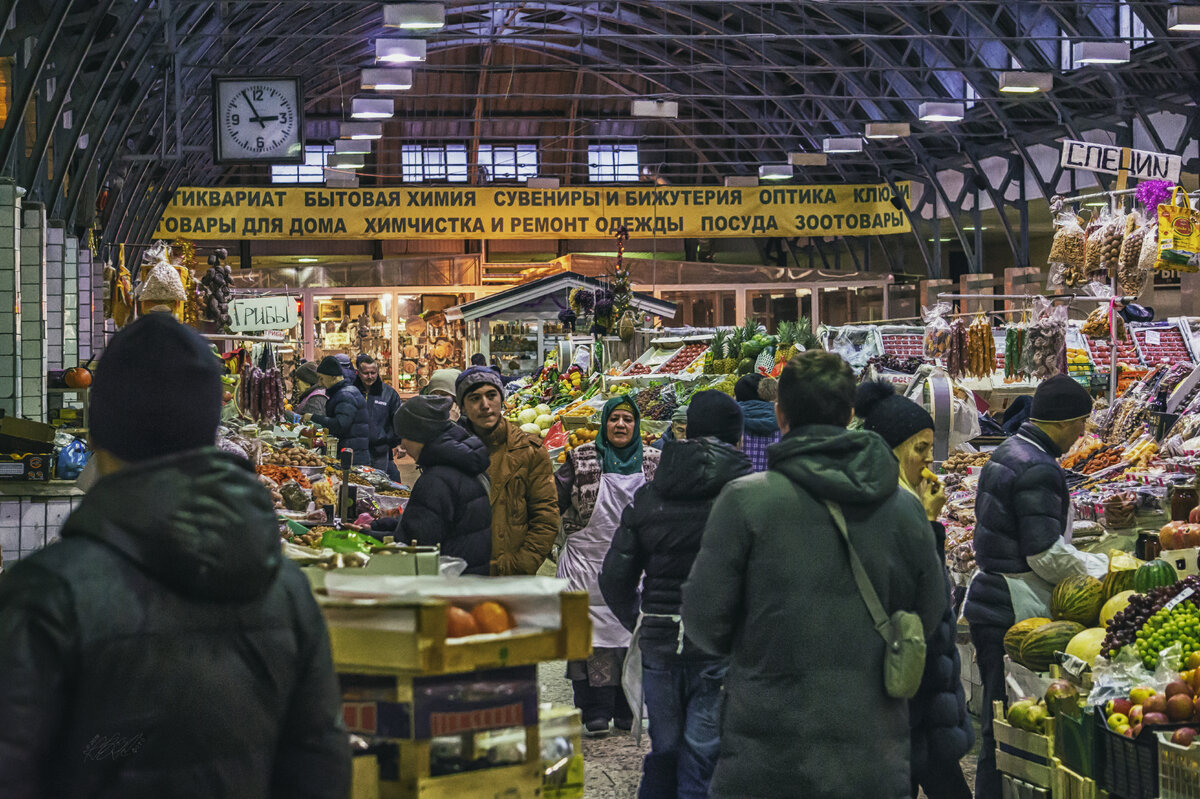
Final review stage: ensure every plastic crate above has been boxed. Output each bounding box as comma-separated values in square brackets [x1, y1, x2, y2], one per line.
[1158, 731, 1200, 799]
[1094, 707, 1185, 799]
[1054, 707, 1098, 779]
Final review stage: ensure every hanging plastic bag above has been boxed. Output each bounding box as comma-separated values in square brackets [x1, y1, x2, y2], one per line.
[1048, 211, 1087, 287]
[1084, 211, 1105, 278]
[922, 303, 953, 360]
[1117, 210, 1148, 294]
[1020, 297, 1068, 380]
[1138, 216, 1160, 278]
[1097, 208, 1126, 279]
[1004, 324, 1026, 381]
[1157, 186, 1200, 272]
[827, 326, 879, 371]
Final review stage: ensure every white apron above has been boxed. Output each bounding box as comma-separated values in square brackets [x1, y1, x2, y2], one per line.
[556, 471, 646, 649]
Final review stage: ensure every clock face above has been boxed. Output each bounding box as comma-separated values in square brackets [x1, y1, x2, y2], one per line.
[213, 77, 304, 163]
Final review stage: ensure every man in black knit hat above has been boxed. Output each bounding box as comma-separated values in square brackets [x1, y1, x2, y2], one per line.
[0, 313, 349, 799]
[965, 374, 1106, 799]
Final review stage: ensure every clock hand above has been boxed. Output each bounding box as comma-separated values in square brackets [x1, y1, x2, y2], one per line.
[249, 115, 280, 124]
[241, 91, 267, 128]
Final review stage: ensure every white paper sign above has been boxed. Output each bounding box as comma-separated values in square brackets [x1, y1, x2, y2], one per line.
[1060, 139, 1182, 183]
[1146, 330, 1162, 345]
[227, 296, 298, 333]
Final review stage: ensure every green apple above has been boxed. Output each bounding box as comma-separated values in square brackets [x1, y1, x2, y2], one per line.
[1130, 686, 1157, 706]
[1108, 712, 1130, 731]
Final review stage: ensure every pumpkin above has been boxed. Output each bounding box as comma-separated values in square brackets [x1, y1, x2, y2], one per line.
[63, 366, 91, 389]
[1019, 621, 1086, 672]
[1050, 575, 1105, 627]
[1134, 559, 1180, 593]
[1005, 617, 1052, 662]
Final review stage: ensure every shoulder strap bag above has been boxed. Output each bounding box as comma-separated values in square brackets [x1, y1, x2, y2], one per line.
[824, 497, 926, 700]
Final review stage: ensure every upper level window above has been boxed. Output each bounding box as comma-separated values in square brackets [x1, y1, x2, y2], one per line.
[588, 143, 639, 182]
[1119, 0, 1151, 48]
[401, 143, 468, 183]
[478, 143, 538, 181]
[271, 145, 331, 184]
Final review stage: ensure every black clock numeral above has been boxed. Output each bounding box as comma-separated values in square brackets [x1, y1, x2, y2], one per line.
[279, 112, 287, 125]
[257, 136, 265, 149]
[231, 113, 239, 125]
[253, 88, 263, 101]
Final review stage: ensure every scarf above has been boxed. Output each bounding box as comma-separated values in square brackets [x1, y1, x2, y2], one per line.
[595, 396, 644, 475]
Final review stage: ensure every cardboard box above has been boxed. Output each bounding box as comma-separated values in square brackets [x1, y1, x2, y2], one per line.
[0, 453, 52, 481]
[0, 416, 55, 455]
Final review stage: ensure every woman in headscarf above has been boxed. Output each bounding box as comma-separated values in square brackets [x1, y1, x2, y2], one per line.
[556, 396, 661, 736]
[855, 380, 973, 799]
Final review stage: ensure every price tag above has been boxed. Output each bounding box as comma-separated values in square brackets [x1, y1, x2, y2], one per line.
[1146, 330, 1162, 345]
[1163, 586, 1195, 612]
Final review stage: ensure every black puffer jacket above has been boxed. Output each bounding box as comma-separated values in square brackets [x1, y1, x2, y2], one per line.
[396, 425, 492, 574]
[353, 377, 403, 469]
[911, 521, 974, 775]
[600, 438, 752, 659]
[0, 448, 350, 799]
[312, 380, 370, 465]
[964, 422, 1068, 629]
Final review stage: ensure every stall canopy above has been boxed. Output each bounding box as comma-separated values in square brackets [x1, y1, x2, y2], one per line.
[445, 271, 677, 323]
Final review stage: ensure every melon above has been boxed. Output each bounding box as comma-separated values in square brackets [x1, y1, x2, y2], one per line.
[1134, 559, 1180, 593]
[1101, 569, 1138, 600]
[1100, 590, 1136, 629]
[1005, 617, 1052, 663]
[1020, 621, 1086, 672]
[535, 403, 551, 416]
[1051, 575, 1105, 627]
[1064, 627, 1107, 666]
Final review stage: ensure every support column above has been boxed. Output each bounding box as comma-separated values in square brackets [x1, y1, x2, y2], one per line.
[76, 244, 92, 361]
[63, 234, 78, 368]
[44, 221, 64, 370]
[20, 204, 47, 422]
[0, 181, 22, 418]
[92, 249, 106, 356]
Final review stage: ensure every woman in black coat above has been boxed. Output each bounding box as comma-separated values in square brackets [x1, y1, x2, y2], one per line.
[856, 381, 973, 799]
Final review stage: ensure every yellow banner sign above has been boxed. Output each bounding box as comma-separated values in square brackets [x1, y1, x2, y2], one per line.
[156, 183, 911, 240]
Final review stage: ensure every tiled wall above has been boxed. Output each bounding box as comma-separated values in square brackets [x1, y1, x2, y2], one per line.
[0, 495, 79, 565]
[45, 221, 64, 370]
[0, 181, 22, 418]
[69, 236, 84, 363]
[20, 203, 47, 421]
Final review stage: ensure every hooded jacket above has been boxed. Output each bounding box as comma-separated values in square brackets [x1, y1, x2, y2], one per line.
[311, 380, 370, 465]
[737, 399, 780, 472]
[463, 417, 559, 576]
[0, 448, 350, 799]
[600, 437, 753, 659]
[353, 377, 403, 468]
[399, 424, 492, 575]
[681, 426, 947, 799]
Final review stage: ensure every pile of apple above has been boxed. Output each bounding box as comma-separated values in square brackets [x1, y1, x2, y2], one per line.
[1104, 665, 1200, 741]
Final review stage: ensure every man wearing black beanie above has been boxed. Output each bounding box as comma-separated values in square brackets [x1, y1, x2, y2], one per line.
[600, 391, 752, 798]
[0, 313, 350, 798]
[965, 374, 1105, 799]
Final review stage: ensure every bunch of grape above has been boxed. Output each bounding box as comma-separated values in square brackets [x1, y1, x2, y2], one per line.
[1135, 600, 1200, 669]
[1102, 575, 1200, 661]
[868, 354, 925, 374]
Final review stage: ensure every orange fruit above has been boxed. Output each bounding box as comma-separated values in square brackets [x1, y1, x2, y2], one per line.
[446, 605, 480, 638]
[471, 601, 514, 634]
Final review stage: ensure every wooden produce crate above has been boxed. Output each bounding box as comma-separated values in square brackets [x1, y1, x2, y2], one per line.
[1001, 774, 1050, 799]
[322, 591, 591, 677]
[993, 701, 1056, 789]
[1052, 760, 1105, 799]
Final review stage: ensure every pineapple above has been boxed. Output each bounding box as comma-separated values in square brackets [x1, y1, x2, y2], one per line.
[704, 331, 726, 375]
[794, 316, 818, 352]
[776, 321, 796, 364]
[724, 328, 743, 374]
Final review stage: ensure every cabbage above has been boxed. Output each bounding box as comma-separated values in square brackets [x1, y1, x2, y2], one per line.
[536, 414, 554, 430]
[520, 423, 543, 437]
[517, 408, 539, 425]
[535, 403, 551, 416]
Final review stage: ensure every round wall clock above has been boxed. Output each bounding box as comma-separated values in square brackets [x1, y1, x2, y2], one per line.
[212, 76, 305, 164]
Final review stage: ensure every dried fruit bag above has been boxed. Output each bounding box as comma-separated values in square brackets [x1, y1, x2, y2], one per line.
[923, 303, 953, 360]
[1020, 297, 1068, 380]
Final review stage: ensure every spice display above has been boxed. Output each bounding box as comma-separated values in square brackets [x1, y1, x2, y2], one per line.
[1049, 212, 1088, 287]
[941, 450, 991, 473]
[923, 303, 953, 360]
[965, 315, 997, 378]
[256, 464, 312, 489]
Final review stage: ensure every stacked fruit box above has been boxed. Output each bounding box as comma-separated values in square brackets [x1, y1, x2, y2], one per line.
[878, 332, 924, 359]
[1086, 335, 1143, 373]
[1132, 324, 1195, 367]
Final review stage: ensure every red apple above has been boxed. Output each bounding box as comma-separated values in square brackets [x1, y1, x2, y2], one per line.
[1169, 694, 1195, 722]
[1109, 698, 1134, 717]
[1129, 705, 1145, 725]
[1146, 694, 1169, 715]
[1123, 727, 1135, 738]
[1172, 727, 1197, 747]
[1132, 723, 1144, 738]
[1144, 712, 1171, 727]
[1167, 680, 1195, 699]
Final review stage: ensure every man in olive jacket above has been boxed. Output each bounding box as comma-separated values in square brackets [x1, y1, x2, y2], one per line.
[456, 366, 559, 575]
[682, 350, 947, 799]
[0, 314, 349, 799]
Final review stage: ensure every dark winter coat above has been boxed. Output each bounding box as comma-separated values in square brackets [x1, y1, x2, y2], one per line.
[312, 380, 370, 465]
[0, 448, 350, 799]
[738, 399, 780, 472]
[398, 425, 492, 574]
[681, 426, 948, 799]
[354, 377, 403, 471]
[295, 386, 327, 418]
[911, 521, 974, 775]
[599, 437, 752, 659]
[964, 422, 1068, 629]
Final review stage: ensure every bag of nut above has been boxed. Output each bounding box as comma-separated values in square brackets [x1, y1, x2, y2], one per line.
[1049, 211, 1087, 287]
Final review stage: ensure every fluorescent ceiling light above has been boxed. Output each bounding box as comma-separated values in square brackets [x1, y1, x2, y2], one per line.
[526, 176, 560, 189]
[329, 154, 365, 169]
[297, 257, 320, 263]
[998, 71, 1053, 94]
[375, 38, 427, 63]
[823, 136, 863, 154]
[1072, 41, 1130, 65]
[350, 97, 394, 119]
[758, 164, 793, 181]
[1168, 6, 1200, 31]
[383, 3, 445, 29]
[724, 176, 759, 187]
[340, 121, 383, 140]
[788, 152, 828, 167]
[324, 169, 360, 188]
[335, 139, 371, 155]
[918, 102, 965, 122]
[630, 99, 679, 119]
[864, 122, 910, 139]
[361, 67, 413, 91]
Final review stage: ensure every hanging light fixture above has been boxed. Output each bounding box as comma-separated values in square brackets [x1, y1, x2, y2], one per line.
[329, 154, 366, 169]
[1168, 6, 1200, 31]
[998, 71, 1053, 94]
[375, 38, 427, 63]
[335, 139, 371, 155]
[788, 152, 828, 167]
[630, 99, 679, 119]
[864, 122, 910, 140]
[823, 136, 864, 154]
[758, 164, 793, 181]
[324, 169, 360, 188]
[361, 67, 413, 91]
[340, 121, 383, 140]
[1072, 42, 1130, 65]
[383, 3, 445, 30]
[350, 97, 394, 119]
[918, 102, 965, 122]
[724, 176, 759, 187]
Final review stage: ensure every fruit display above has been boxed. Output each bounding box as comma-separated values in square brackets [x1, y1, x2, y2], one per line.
[1102, 669, 1200, 738]
[264, 446, 325, 467]
[1085, 334, 1143, 372]
[1005, 617, 1052, 661]
[1133, 325, 1194, 366]
[941, 450, 991, 474]
[1159, 521, 1200, 551]
[878, 332, 925, 360]
[1006, 697, 1051, 733]
[633, 382, 678, 421]
[1080, 306, 1126, 340]
[1019, 620, 1086, 672]
[257, 463, 312, 489]
[445, 601, 516, 638]
[868, 353, 924, 374]
[1100, 576, 1200, 664]
[1064, 626, 1107, 666]
[655, 342, 708, 375]
[1136, 559, 1182, 593]
[623, 362, 652, 376]
[1050, 575, 1105, 627]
